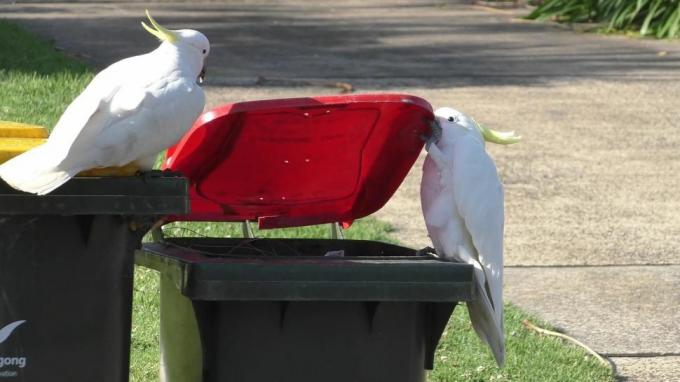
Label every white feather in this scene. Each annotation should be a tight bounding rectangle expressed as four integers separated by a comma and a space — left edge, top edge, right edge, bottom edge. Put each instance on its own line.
421, 107, 506, 366
0, 143, 76, 195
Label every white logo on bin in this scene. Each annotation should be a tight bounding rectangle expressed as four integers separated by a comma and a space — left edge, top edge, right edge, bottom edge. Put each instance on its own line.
0, 321, 27, 378
0, 321, 25, 345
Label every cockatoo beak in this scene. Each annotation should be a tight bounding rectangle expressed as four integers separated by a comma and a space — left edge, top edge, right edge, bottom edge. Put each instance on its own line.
198, 66, 206, 84
420, 119, 442, 152
141, 10, 178, 43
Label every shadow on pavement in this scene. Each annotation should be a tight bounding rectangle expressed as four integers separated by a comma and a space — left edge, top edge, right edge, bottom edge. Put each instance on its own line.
2, 1, 679, 87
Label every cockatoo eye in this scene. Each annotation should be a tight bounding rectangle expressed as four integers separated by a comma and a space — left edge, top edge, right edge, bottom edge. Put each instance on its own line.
447, 116, 457, 123
202, 49, 207, 54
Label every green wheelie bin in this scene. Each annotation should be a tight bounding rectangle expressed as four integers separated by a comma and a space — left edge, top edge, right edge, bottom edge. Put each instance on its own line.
0, 172, 188, 381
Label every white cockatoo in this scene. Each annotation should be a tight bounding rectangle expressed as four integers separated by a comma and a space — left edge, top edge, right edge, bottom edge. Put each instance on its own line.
0, 11, 209, 195
420, 107, 520, 366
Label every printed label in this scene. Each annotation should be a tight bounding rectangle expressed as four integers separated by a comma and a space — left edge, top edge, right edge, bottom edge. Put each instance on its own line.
0, 321, 28, 379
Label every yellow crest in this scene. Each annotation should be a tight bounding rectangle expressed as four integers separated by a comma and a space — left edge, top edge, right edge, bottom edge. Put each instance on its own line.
476, 122, 521, 145
141, 10, 177, 43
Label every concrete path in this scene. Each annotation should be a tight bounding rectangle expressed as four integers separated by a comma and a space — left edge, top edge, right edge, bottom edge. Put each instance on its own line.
2, 1, 680, 380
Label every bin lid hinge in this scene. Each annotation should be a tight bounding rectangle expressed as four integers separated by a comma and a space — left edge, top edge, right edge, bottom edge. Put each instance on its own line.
330, 222, 344, 240
151, 222, 166, 243
242, 220, 255, 238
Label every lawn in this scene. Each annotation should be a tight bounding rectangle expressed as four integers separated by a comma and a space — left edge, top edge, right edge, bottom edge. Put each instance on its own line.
0, 19, 614, 382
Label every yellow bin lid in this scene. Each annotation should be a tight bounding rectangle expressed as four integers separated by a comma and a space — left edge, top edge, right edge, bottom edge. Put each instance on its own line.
0, 121, 139, 176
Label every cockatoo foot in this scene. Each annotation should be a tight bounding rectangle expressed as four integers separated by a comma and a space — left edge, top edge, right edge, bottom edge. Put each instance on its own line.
136, 169, 185, 183
160, 169, 184, 177
136, 169, 164, 182
415, 246, 438, 257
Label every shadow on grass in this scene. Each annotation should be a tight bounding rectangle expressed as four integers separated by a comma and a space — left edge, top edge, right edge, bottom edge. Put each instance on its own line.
0, 19, 90, 76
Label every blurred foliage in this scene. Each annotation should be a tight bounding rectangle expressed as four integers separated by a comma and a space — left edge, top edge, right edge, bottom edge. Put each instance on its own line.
528, 0, 680, 38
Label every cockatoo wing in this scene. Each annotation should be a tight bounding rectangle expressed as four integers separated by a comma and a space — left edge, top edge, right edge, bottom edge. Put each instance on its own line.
0, 54, 204, 195
452, 134, 504, 313
420, 136, 506, 366
62, 75, 204, 171
0, 84, 151, 195
47, 54, 156, 158
451, 133, 505, 365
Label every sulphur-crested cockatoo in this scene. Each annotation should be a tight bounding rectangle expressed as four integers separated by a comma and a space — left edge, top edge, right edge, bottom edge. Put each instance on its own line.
0, 11, 209, 195
420, 107, 520, 366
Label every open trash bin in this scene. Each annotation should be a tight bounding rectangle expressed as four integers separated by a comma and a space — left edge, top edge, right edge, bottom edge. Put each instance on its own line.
136, 94, 476, 382
0, 174, 188, 382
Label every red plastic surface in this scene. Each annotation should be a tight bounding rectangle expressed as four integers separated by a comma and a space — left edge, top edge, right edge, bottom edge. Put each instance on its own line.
164, 93, 434, 229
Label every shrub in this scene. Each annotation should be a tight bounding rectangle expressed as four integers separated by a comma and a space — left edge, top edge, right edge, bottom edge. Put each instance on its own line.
528, 0, 680, 38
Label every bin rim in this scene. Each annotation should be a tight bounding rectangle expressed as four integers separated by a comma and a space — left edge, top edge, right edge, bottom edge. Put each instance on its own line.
137, 238, 476, 302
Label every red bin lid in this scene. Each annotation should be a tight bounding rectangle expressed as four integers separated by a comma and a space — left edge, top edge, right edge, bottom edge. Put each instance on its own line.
163, 93, 434, 229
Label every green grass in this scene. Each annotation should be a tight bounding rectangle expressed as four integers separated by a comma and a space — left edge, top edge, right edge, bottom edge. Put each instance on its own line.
161, 218, 398, 243
431, 305, 613, 381
130, 267, 163, 382
0, 20, 93, 128
1, 19, 614, 382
